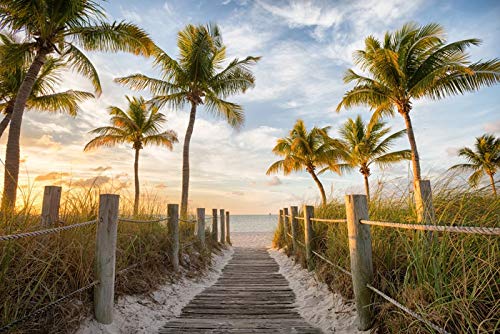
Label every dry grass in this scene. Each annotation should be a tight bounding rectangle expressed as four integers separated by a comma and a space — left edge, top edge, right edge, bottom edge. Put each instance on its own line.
0, 186, 220, 334
274, 176, 499, 333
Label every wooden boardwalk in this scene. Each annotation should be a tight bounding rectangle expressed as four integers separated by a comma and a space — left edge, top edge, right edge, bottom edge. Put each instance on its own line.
160, 247, 322, 333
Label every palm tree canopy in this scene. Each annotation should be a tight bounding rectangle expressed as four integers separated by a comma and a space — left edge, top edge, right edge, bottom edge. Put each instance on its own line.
266, 119, 341, 176
330, 115, 411, 174
336, 22, 500, 116
115, 23, 260, 128
84, 96, 178, 152
449, 134, 500, 186
0, 33, 93, 116
0, 0, 156, 96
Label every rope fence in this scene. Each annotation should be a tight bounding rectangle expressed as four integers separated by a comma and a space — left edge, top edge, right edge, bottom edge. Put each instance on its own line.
0, 280, 100, 333
311, 250, 351, 277
360, 220, 500, 235
119, 217, 169, 224
0, 219, 97, 242
366, 284, 450, 334
310, 217, 347, 223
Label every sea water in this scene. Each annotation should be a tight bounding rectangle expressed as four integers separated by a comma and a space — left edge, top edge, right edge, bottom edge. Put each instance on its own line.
227, 215, 278, 233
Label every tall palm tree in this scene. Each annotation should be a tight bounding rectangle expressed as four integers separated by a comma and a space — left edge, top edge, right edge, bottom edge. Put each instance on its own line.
267, 119, 341, 206
84, 96, 178, 215
0, 34, 93, 138
327, 115, 411, 201
0, 0, 155, 210
336, 22, 500, 185
449, 134, 499, 195
115, 23, 260, 217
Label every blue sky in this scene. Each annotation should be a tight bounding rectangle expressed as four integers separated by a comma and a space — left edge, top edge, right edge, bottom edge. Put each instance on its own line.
4, 0, 499, 213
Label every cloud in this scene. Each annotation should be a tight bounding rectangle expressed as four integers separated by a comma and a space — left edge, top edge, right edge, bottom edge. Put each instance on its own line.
91, 166, 112, 172
35, 172, 70, 182
446, 147, 459, 157
267, 176, 282, 186
62, 176, 111, 188
232, 191, 245, 196
484, 120, 500, 133
155, 183, 168, 189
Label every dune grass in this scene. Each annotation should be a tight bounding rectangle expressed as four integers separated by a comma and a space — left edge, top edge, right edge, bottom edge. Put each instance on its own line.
0, 186, 220, 334
274, 176, 499, 333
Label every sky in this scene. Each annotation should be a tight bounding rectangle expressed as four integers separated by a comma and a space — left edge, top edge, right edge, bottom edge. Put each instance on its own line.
1, 0, 499, 214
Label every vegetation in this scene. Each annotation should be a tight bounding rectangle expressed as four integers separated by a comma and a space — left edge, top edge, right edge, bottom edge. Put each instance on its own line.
325, 115, 410, 201
0, 0, 155, 210
449, 134, 499, 195
84, 96, 178, 215
0, 187, 219, 333
115, 23, 260, 217
0, 33, 94, 138
267, 119, 342, 206
274, 177, 499, 333
336, 22, 500, 185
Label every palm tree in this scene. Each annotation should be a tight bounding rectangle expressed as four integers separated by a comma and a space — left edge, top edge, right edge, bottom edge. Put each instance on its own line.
336, 22, 500, 185
0, 0, 155, 210
84, 96, 178, 215
0, 34, 93, 138
266, 119, 341, 206
328, 115, 411, 201
115, 23, 260, 217
449, 134, 499, 195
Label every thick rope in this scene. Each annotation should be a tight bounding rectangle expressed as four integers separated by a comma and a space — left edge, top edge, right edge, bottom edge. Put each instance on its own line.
119, 217, 169, 224
0, 280, 99, 333
179, 218, 197, 224
360, 220, 500, 235
0, 220, 97, 242
311, 250, 352, 276
366, 284, 450, 334
293, 216, 305, 221
310, 218, 347, 223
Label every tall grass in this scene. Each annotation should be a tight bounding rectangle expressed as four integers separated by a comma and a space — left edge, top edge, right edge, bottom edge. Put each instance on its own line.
274, 176, 499, 333
0, 186, 219, 334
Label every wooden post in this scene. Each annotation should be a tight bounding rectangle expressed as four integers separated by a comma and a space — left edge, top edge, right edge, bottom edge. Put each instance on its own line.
225, 211, 231, 245
303, 205, 314, 270
168, 204, 180, 272
290, 206, 298, 252
211, 208, 218, 242
414, 179, 435, 223
94, 194, 119, 324
345, 194, 373, 331
279, 209, 284, 234
220, 209, 225, 244
196, 208, 206, 247
283, 207, 289, 239
41, 186, 62, 226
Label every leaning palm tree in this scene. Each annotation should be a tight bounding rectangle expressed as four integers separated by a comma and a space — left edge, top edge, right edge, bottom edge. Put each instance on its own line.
0, 34, 93, 138
115, 23, 260, 217
327, 115, 411, 201
449, 134, 499, 195
0, 0, 155, 210
336, 22, 500, 185
84, 96, 178, 215
267, 119, 341, 206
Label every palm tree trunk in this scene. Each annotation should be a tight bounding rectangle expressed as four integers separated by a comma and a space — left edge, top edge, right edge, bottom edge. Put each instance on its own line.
488, 173, 497, 196
2, 48, 49, 211
0, 101, 14, 138
401, 109, 421, 182
180, 102, 197, 217
133, 148, 140, 216
308, 169, 327, 206
363, 173, 370, 202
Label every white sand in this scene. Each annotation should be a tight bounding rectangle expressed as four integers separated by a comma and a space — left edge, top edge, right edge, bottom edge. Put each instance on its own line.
77, 232, 361, 334
77, 248, 233, 334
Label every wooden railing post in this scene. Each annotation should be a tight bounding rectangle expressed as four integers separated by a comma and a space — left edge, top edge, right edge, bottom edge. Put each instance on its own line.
290, 206, 298, 252
283, 207, 289, 241
196, 208, 206, 247
279, 209, 284, 234
414, 179, 435, 223
168, 204, 180, 272
41, 186, 62, 226
220, 209, 225, 244
94, 194, 119, 324
345, 194, 373, 331
303, 205, 314, 270
225, 211, 231, 245
211, 208, 218, 242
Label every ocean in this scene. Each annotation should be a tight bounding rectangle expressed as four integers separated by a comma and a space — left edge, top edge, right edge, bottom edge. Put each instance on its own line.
226, 215, 278, 233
